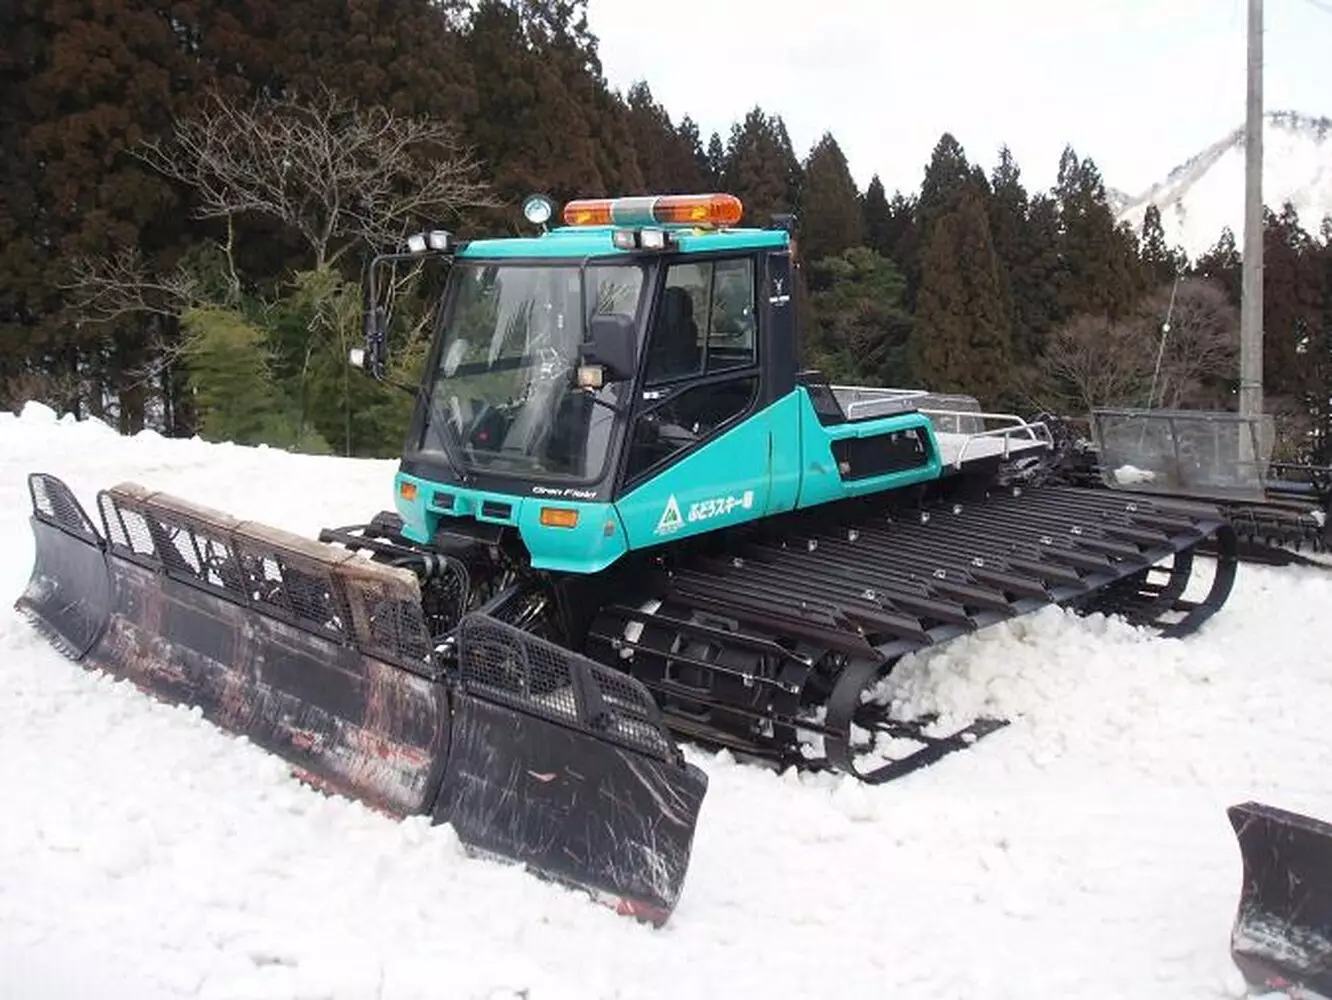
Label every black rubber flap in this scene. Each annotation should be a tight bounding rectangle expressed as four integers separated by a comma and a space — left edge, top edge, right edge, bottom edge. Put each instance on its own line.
439, 613, 708, 925
15, 473, 112, 659
1229, 800, 1332, 997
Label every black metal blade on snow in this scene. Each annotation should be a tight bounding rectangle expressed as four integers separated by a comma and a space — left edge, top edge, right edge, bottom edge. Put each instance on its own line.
440, 613, 708, 925
1229, 801, 1332, 998
15, 474, 112, 659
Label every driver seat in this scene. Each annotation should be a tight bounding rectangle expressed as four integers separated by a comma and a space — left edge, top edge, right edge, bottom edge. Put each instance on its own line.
647, 286, 701, 382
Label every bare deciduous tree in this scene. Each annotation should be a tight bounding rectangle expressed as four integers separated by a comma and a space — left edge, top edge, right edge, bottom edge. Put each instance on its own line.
136, 84, 497, 268
1037, 313, 1153, 415
1142, 278, 1238, 409
1036, 277, 1239, 415
66, 247, 202, 322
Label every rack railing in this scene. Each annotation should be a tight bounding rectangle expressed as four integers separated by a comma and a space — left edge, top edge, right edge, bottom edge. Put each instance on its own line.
921, 409, 1054, 468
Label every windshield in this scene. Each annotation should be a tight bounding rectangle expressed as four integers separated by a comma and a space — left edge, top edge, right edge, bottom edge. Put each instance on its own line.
414, 261, 647, 482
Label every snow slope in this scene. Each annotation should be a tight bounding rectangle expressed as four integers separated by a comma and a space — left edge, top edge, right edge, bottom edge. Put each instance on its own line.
3, 402, 1332, 999
1115, 111, 1332, 262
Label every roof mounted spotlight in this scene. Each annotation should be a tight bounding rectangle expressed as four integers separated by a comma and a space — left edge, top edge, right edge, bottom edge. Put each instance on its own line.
522, 193, 555, 231
610, 227, 674, 251
405, 230, 454, 254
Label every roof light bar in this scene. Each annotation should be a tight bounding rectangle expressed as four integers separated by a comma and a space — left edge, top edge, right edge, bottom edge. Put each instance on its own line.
563, 193, 743, 229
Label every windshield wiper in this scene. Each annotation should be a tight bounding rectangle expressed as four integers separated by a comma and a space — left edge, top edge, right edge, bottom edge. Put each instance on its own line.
378, 373, 472, 482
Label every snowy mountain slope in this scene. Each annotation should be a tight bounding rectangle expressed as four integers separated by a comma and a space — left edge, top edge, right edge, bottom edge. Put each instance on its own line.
1114, 111, 1332, 262
4, 404, 1332, 999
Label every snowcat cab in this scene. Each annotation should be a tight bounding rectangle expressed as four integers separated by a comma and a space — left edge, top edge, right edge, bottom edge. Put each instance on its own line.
18, 191, 1241, 926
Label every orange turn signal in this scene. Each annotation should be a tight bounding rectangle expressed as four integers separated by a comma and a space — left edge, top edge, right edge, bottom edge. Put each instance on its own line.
539, 507, 579, 528
399, 481, 418, 501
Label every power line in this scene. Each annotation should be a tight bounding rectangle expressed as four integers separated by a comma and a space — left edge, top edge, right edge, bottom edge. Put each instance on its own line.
1299, 0, 1332, 17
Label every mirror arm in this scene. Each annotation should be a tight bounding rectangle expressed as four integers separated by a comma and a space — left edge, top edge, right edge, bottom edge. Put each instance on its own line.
581, 389, 626, 417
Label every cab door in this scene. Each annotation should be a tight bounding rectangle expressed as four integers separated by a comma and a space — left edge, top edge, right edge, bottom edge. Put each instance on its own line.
613, 253, 775, 550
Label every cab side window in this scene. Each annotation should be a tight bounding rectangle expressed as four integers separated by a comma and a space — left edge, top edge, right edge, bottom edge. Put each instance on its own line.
643, 258, 756, 385
705, 258, 756, 372
627, 256, 760, 484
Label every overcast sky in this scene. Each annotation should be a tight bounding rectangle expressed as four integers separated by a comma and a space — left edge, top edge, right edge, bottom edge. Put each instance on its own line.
584, 0, 1331, 198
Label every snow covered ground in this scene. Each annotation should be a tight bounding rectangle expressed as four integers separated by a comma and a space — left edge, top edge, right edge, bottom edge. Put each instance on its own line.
3, 401, 1332, 1000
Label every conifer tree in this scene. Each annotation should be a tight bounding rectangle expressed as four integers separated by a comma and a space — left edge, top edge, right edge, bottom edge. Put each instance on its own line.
1309, 223, 1332, 459
807, 247, 913, 385
8, 0, 197, 430
624, 81, 705, 193
917, 133, 986, 234
677, 115, 711, 191
862, 176, 894, 258
179, 306, 321, 449
464, 0, 605, 205
909, 188, 1014, 405
882, 192, 920, 277
798, 133, 863, 265
986, 147, 1024, 356
1053, 146, 1147, 320
1015, 193, 1065, 361
1139, 205, 1185, 286
720, 107, 801, 227
705, 132, 726, 188
987, 148, 1061, 365
1263, 203, 1319, 411
900, 133, 989, 308
1195, 227, 1241, 305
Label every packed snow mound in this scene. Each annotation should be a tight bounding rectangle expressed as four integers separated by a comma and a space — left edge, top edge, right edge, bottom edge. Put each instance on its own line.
1112, 463, 1158, 486
3, 405, 1332, 999
1115, 111, 1332, 262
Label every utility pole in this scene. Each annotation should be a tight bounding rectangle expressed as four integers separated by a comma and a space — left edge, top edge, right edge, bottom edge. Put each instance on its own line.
1239, 0, 1264, 435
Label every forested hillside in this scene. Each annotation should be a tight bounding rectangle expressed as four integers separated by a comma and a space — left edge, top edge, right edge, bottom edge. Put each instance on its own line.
4, 0, 1331, 459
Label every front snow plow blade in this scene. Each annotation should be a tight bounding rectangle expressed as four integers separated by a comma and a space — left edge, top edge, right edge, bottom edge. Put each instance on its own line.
16, 474, 112, 659
15, 473, 707, 924
443, 614, 708, 923
1228, 801, 1332, 997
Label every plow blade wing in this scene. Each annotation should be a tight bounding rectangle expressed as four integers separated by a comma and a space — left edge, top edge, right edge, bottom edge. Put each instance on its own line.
15, 473, 706, 924
440, 614, 709, 923
1229, 801, 1332, 997
16, 474, 112, 658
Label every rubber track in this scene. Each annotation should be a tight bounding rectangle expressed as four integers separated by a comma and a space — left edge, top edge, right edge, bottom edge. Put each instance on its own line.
679, 484, 1231, 650
587, 483, 1238, 780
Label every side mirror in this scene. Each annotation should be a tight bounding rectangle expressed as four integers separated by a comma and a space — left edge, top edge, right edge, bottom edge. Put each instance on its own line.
354, 305, 389, 378
579, 313, 637, 387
